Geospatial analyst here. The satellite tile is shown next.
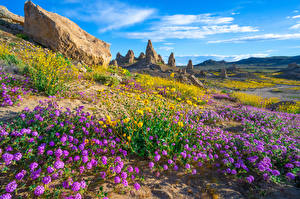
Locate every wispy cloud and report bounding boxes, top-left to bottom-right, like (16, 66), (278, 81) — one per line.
(208, 33), (300, 43)
(290, 23), (300, 29)
(64, 0), (155, 32)
(126, 14), (258, 41)
(292, 15), (300, 19)
(159, 46), (174, 51)
(160, 14), (234, 25)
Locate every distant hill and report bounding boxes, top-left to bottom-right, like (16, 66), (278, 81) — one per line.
(195, 55), (300, 67)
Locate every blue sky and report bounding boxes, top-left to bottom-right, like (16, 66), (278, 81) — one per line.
(3, 0), (300, 65)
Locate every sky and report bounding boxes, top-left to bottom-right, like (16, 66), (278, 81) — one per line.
(3, 0), (300, 65)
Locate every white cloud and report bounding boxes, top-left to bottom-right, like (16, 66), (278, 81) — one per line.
(63, 0), (81, 3)
(125, 13), (258, 41)
(159, 46), (174, 51)
(208, 33), (300, 43)
(163, 43), (175, 45)
(294, 10), (299, 13)
(290, 23), (300, 29)
(292, 15), (300, 19)
(160, 14), (234, 25)
(64, 0), (155, 32)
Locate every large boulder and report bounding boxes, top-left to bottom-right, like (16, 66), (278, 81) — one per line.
(189, 75), (204, 88)
(168, 52), (176, 67)
(24, 1), (111, 66)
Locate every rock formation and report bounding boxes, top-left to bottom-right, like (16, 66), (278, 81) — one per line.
(125, 50), (135, 64)
(24, 1), (111, 66)
(168, 53), (176, 67)
(189, 75), (204, 88)
(288, 62), (299, 69)
(0, 6), (24, 33)
(220, 68), (228, 78)
(158, 54), (165, 64)
(187, 60), (193, 71)
(145, 40), (160, 64)
(138, 52), (145, 60)
(116, 52), (123, 61)
(0, 6), (24, 25)
(111, 60), (118, 66)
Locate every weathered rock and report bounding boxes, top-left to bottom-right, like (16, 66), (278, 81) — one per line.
(179, 68), (186, 74)
(220, 68), (227, 78)
(111, 59), (118, 66)
(168, 52), (176, 67)
(0, 6), (24, 33)
(227, 64), (239, 72)
(194, 70), (206, 78)
(145, 40), (159, 64)
(187, 59), (193, 70)
(138, 52), (145, 60)
(158, 54), (165, 64)
(178, 75), (189, 83)
(0, 6), (24, 25)
(116, 52), (123, 60)
(189, 75), (204, 88)
(24, 1), (111, 66)
(125, 50), (135, 64)
(288, 62), (299, 69)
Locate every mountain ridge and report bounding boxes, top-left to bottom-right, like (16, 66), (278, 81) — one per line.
(195, 55), (300, 67)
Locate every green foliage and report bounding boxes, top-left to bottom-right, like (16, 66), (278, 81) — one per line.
(16, 33), (29, 41)
(0, 53), (22, 65)
(93, 73), (120, 86)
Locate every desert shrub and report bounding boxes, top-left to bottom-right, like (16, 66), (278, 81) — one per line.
(16, 33), (29, 41)
(0, 44), (22, 66)
(93, 73), (120, 86)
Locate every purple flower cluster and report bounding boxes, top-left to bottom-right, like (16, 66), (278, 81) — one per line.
(0, 69), (31, 107)
(0, 100), (141, 198)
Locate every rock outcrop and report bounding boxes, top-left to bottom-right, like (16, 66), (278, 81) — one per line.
(125, 50), (135, 64)
(0, 6), (24, 25)
(138, 52), (145, 60)
(0, 6), (24, 33)
(111, 59), (118, 66)
(187, 60), (193, 71)
(168, 52), (176, 67)
(158, 54), (165, 64)
(24, 1), (111, 66)
(276, 62), (300, 80)
(220, 68), (227, 78)
(189, 75), (204, 88)
(145, 40), (160, 64)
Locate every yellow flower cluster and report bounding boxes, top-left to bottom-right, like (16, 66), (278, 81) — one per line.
(215, 79), (274, 90)
(231, 92), (279, 108)
(0, 41), (79, 95)
(135, 74), (209, 105)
